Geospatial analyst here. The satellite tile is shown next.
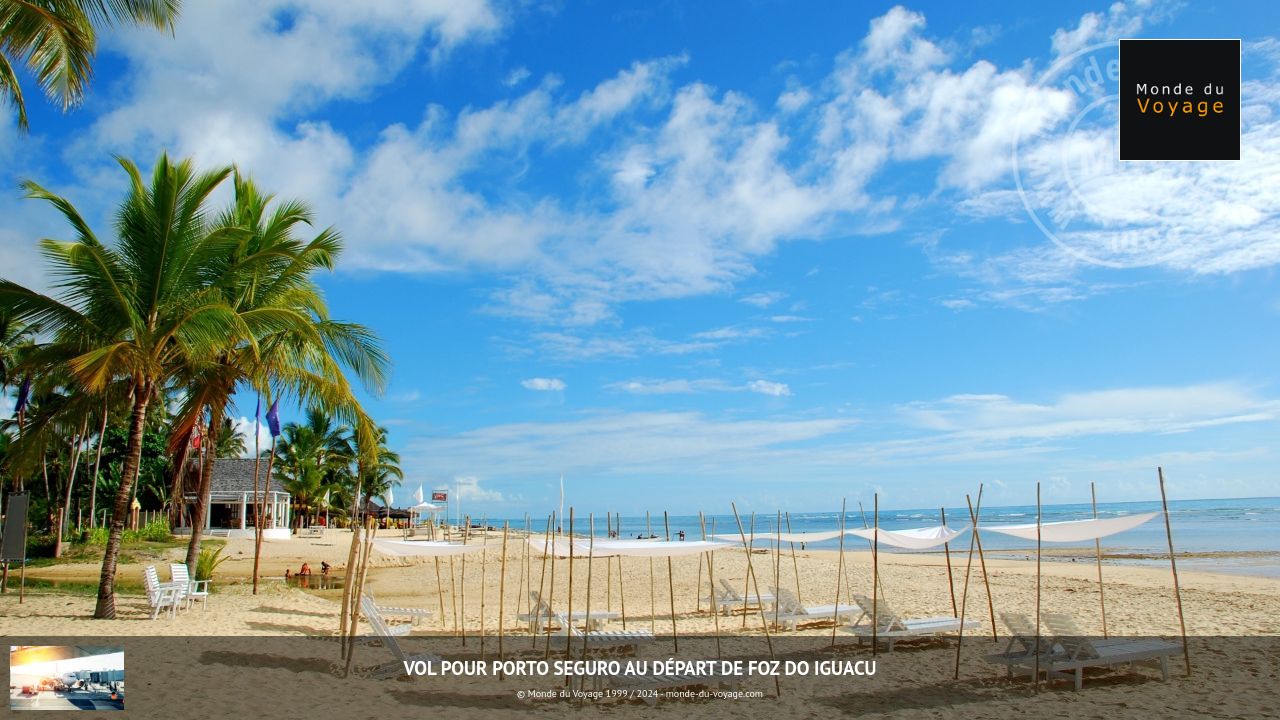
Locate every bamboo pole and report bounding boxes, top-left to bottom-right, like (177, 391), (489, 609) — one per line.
(566, 507), (575, 664)
(480, 516), (488, 659)
(1035, 482), (1042, 692)
(606, 512), (613, 612)
(730, 502), (781, 698)
(969, 485), (997, 640)
(537, 514), (552, 653)
(941, 506), (957, 617)
(695, 516), (704, 613)
(700, 512), (721, 658)
(743, 513), (757, 630)
(434, 554), (446, 631)
(448, 554), (458, 636)
(871, 495), (878, 656)
(499, 521), (509, 661)
(831, 499), (848, 647)
(461, 515), (469, 646)
(785, 512), (802, 606)
(1159, 467), (1192, 676)
(646, 511), (656, 634)
(954, 492), (978, 680)
(773, 510), (782, 631)
(544, 512), (557, 659)
(1091, 482), (1108, 638)
(583, 513), (594, 660)
(857, 502), (888, 600)
(663, 511), (678, 652)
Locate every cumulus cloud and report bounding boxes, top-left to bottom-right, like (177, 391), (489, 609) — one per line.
(746, 380), (791, 397)
(522, 377), (566, 391)
(454, 475), (505, 502)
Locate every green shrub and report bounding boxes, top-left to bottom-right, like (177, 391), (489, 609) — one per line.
(83, 527), (110, 545)
(132, 517), (172, 542)
(194, 545), (228, 582)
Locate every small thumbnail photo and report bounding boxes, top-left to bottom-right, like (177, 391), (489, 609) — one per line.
(9, 646), (124, 711)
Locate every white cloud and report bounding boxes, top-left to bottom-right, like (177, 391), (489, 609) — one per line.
(746, 380), (791, 397)
(739, 291), (786, 308)
(521, 377), (566, 391)
(230, 415), (273, 458)
(454, 475), (505, 503)
(503, 66), (531, 87)
(1050, 0), (1170, 59)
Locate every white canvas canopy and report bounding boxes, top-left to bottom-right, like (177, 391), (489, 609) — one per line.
(712, 529), (847, 544)
(845, 524), (970, 550)
(372, 539), (486, 557)
(983, 512), (1158, 542)
(529, 537), (730, 558)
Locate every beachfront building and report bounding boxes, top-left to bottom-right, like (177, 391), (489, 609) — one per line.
(175, 458), (292, 540)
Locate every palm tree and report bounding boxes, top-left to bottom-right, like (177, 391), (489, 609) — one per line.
(273, 407), (354, 528)
(0, 153), (245, 618)
(0, 0), (179, 131)
(171, 172), (387, 569)
(213, 416), (244, 458)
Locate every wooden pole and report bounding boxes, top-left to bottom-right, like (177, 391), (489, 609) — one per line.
(700, 512), (721, 658)
(566, 507), (575, 663)
(954, 492), (979, 680)
(480, 516), (488, 659)
(646, 511), (656, 634)
(968, 485), (997, 640)
(461, 515), (469, 646)
(433, 554), (446, 631)
(731, 502), (781, 698)
(773, 510), (782, 631)
(1091, 482), (1108, 638)
(499, 521), (509, 661)
(606, 512), (613, 612)
(695, 514), (704, 613)
(448, 553), (458, 636)
(583, 513), (594, 660)
(744, 513), (757, 630)
(663, 511), (678, 651)
(1035, 482), (1042, 692)
(857, 502), (888, 600)
(785, 512), (802, 606)
(871, 494), (878, 656)
(544, 511), (558, 658)
(537, 514), (552, 653)
(831, 499), (848, 647)
(941, 506), (957, 617)
(1159, 467), (1192, 676)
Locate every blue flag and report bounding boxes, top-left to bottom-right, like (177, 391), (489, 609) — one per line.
(14, 376), (31, 416)
(266, 399), (281, 438)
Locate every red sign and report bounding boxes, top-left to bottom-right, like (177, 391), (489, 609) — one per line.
(431, 492), (447, 502)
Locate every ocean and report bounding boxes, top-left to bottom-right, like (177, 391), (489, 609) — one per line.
(487, 496), (1280, 578)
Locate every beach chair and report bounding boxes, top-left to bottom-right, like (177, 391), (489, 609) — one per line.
(355, 595), (443, 679)
(1028, 613), (1181, 690)
(142, 565), (182, 619)
(169, 562), (210, 610)
(519, 591), (619, 633)
(844, 593), (980, 650)
(711, 578), (775, 616)
(366, 590), (432, 626)
(984, 612), (1067, 674)
(768, 586), (860, 631)
(550, 611), (655, 653)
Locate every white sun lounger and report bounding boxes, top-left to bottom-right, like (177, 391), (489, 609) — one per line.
(366, 590), (432, 626)
(985, 612), (1065, 671)
(709, 578), (775, 616)
(1026, 613), (1182, 690)
(143, 565), (183, 619)
(844, 593), (980, 650)
(769, 586), (860, 630)
(519, 591), (619, 633)
(355, 595), (443, 679)
(550, 611), (655, 653)
(169, 562), (209, 610)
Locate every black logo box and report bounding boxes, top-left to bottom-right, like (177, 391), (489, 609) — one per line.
(1119, 39), (1241, 161)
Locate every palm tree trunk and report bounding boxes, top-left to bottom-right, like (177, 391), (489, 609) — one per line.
(88, 396), (108, 527)
(54, 416), (90, 557)
(93, 379), (151, 619)
(185, 408), (222, 569)
(168, 431), (193, 528)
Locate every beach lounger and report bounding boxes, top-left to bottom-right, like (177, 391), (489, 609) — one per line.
(1027, 613), (1182, 690)
(550, 611), (655, 653)
(985, 612), (1067, 672)
(366, 591), (432, 626)
(519, 591), (619, 633)
(710, 578), (775, 616)
(142, 565), (182, 619)
(169, 562), (210, 610)
(355, 595), (443, 679)
(300, 526), (324, 538)
(844, 593), (980, 650)
(768, 586), (860, 630)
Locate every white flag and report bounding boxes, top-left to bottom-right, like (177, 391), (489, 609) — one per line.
(414, 485), (424, 504)
(384, 487), (394, 508)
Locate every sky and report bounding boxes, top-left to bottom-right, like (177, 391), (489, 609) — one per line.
(1, 0), (1278, 516)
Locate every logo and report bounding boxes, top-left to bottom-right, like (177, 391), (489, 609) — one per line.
(1119, 39), (1241, 160)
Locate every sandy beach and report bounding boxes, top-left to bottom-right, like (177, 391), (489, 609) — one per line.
(5, 530), (1278, 718)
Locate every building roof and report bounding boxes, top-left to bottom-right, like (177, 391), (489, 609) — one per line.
(206, 458), (287, 495)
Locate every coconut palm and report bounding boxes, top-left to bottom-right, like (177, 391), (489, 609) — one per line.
(0, 0), (179, 131)
(170, 172), (387, 569)
(273, 407), (354, 528)
(0, 153), (246, 618)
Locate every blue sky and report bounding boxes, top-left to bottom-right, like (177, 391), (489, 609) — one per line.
(2, 1), (1278, 516)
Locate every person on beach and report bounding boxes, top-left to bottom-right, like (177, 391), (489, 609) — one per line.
(321, 561), (331, 575)
(678, 530), (686, 541)
(299, 562), (312, 576)
(285, 569), (291, 581)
